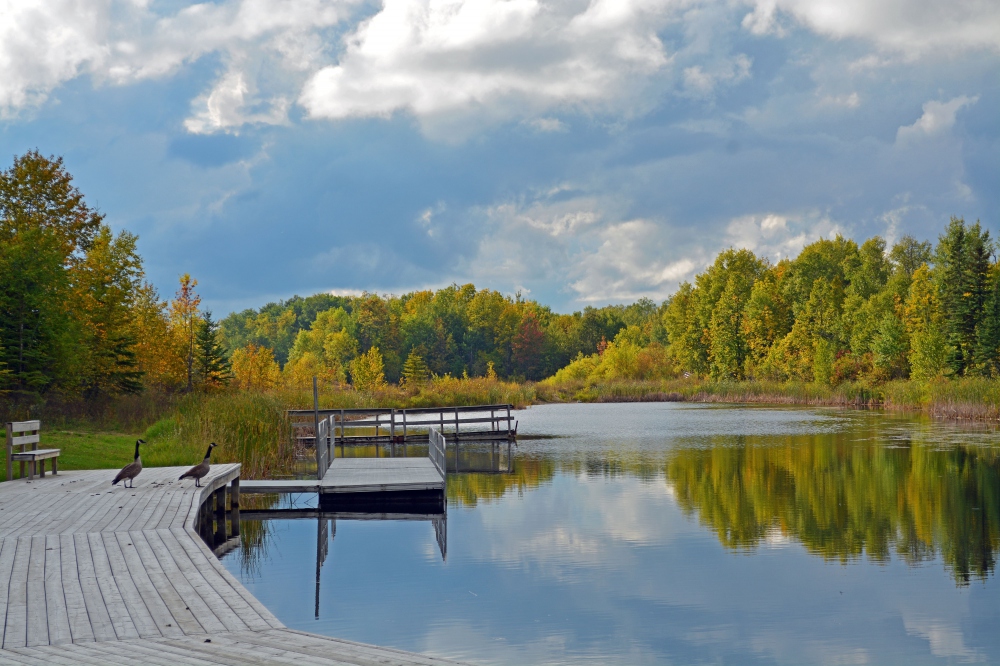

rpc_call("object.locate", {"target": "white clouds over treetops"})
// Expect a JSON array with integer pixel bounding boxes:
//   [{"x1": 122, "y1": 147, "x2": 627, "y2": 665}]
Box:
[{"x1": 4, "y1": 0, "x2": 998, "y2": 130}]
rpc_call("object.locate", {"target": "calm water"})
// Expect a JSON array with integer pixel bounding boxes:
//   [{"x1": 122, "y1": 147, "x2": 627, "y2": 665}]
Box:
[{"x1": 221, "y1": 403, "x2": 1000, "y2": 665}]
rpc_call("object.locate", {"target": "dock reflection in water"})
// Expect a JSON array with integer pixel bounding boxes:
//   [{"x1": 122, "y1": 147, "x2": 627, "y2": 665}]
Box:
[
  {"x1": 238, "y1": 505, "x2": 447, "y2": 618},
  {"x1": 219, "y1": 404, "x2": 1000, "y2": 665}
]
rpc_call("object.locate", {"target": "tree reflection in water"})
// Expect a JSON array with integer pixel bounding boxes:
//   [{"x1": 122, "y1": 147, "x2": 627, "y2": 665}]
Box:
[{"x1": 666, "y1": 432, "x2": 1000, "y2": 585}]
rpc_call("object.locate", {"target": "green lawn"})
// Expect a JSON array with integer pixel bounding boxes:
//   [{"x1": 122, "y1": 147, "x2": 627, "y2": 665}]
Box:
[{"x1": 1, "y1": 424, "x2": 212, "y2": 482}]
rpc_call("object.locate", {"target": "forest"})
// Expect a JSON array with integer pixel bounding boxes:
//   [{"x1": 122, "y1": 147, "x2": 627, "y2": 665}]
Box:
[{"x1": 1, "y1": 150, "x2": 998, "y2": 419}]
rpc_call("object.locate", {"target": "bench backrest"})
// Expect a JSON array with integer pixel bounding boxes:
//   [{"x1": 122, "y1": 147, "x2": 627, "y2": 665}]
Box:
[{"x1": 6, "y1": 421, "x2": 40, "y2": 455}]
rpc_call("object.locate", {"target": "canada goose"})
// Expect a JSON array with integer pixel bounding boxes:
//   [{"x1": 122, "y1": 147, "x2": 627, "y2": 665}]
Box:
[
  {"x1": 179, "y1": 443, "x2": 217, "y2": 487},
  {"x1": 112, "y1": 439, "x2": 145, "y2": 488}
]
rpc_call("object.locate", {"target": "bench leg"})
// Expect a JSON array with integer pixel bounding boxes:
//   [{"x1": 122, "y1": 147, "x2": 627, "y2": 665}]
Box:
[
  {"x1": 28, "y1": 460, "x2": 36, "y2": 481},
  {"x1": 19, "y1": 460, "x2": 25, "y2": 480},
  {"x1": 52, "y1": 458, "x2": 58, "y2": 475},
  {"x1": 39, "y1": 459, "x2": 45, "y2": 478}
]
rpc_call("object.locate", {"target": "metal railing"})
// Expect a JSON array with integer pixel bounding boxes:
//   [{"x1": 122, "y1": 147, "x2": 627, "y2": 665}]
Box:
[{"x1": 428, "y1": 427, "x2": 446, "y2": 479}]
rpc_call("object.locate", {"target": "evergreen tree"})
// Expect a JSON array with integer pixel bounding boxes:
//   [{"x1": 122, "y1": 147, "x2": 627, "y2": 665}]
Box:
[
  {"x1": 0, "y1": 152, "x2": 101, "y2": 396},
  {"x1": 934, "y1": 217, "x2": 992, "y2": 375},
  {"x1": 974, "y1": 265, "x2": 1000, "y2": 375},
  {"x1": 401, "y1": 348, "x2": 430, "y2": 386},
  {"x1": 196, "y1": 312, "x2": 232, "y2": 389}
]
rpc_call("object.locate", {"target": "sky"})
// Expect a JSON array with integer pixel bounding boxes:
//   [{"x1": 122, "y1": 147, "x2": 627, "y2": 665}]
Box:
[{"x1": 1, "y1": 0, "x2": 997, "y2": 316}]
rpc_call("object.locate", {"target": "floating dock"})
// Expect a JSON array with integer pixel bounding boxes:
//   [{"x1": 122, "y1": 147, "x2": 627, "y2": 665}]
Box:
[{"x1": 0, "y1": 465, "x2": 467, "y2": 665}]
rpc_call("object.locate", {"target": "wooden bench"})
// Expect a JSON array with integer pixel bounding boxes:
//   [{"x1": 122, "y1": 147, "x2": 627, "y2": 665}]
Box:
[{"x1": 6, "y1": 420, "x2": 61, "y2": 481}]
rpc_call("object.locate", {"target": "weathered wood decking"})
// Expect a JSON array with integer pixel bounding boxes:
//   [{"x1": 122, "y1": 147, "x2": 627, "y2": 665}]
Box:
[
  {"x1": 0, "y1": 467, "x2": 467, "y2": 665},
  {"x1": 241, "y1": 457, "x2": 445, "y2": 495}
]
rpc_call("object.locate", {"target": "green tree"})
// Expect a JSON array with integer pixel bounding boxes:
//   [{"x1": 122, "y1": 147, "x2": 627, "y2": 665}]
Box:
[
  {"x1": 196, "y1": 311, "x2": 232, "y2": 389},
  {"x1": 974, "y1": 265, "x2": 1000, "y2": 375},
  {"x1": 75, "y1": 225, "x2": 145, "y2": 397},
  {"x1": 905, "y1": 265, "x2": 950, "y2": 380},
  {"x1": 934, "y1": 217, "x2": 992, "y2": 375},
  {"x1": 401, "y1": 348, "x2": 431, "y2": 386},
  {"x1": 0, "y1": 152, "x2": 102, "y2": 395}
]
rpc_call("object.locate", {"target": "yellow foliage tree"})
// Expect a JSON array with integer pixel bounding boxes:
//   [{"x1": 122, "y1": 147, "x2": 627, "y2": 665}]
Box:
[
  {"x1": 350, "y1": 346, "x2": 386, "y2": 392},
  {"x1": 231, "y1": 343, "x2": 281, "y2": 390}
]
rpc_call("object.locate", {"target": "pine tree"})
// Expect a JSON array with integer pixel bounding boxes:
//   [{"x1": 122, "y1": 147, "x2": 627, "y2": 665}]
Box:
[
  {"x1": 934, "y1": 217, "x2": 991, "y2": 375},
  {"x1": 401, "y1": 348, "x2": 430, "y2": 386},
  {"x1": 195, "y1": 311, "x2": 232, "y2": 389},
  {"x1": 974, "y1": 265, "x2": 1000, "y2": 376}
]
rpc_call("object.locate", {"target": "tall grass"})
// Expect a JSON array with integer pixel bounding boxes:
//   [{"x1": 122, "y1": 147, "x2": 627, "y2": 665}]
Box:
[
  {"x1": 276, "y1": 375, "x2": 535, "y2": 411},
  {"x1": 143, "y1": 392, "x2": 293, "y2": 479}
]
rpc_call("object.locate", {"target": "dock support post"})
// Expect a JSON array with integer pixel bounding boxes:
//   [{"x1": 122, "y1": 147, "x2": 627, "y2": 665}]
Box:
[
  {"x1": 390, "y1": 409, "x2": 396, "y2": 444},
  {"x1": 230, "y1": 477, "x2": 240, "y2": 537},
  {"x1": 214, "y1": 485, "x2": 227, "y2": 546},
  {"x1": 313, "y1": 377, "x2": 323, "y2": 480},
  {"x1": 506, "y1": 405, "x2": 511, "y2": 439}
]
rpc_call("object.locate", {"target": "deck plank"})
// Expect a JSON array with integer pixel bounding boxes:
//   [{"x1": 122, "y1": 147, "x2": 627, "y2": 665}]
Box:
[{"x1": 55, "y1": 534, "x2": 93, "y2": 644}]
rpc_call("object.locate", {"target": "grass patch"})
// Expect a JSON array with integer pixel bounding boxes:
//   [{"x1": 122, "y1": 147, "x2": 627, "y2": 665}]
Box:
[{"x1": 0, "y1": 428, "x2": 142, "y2": 480}]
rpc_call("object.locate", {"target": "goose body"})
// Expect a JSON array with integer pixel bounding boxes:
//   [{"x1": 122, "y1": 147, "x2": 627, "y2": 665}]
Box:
[
  {"x1": 113, "y1": 440, "x2": 145, "y2": 488},
  {"x1": 179, "y1": 443, "x2": 217, "y2": 487}
]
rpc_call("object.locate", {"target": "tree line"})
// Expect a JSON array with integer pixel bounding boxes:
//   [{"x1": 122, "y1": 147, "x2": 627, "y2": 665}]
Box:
[
  {"x1": 553, "y1": 218, "x2": 998, "y2": 385},
  {"x1": 218, "y1": 286, "x2": 662, "y2": 388},
  {"x1": 3, "y1": 150, "x2": 996, "y2": 401}
]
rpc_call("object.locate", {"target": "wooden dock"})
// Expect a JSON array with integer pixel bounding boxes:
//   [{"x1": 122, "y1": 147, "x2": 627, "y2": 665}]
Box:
[
  {"x1": 241, "y1": 457, "x2": 445, "y2": 495},
  {"x1": 0, "y1": 466, "x2": 468, "y2": 665}
]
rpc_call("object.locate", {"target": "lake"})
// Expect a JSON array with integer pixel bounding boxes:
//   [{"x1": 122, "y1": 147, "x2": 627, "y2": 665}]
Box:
[{"x1": 220, "y1": 402, "x2": 1000, "y2": 665}]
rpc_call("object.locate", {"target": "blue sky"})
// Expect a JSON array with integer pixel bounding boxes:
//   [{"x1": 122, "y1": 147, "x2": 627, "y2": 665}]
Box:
[{"x1": 1, "y1": 0, "x2": 997, "y2": 316}]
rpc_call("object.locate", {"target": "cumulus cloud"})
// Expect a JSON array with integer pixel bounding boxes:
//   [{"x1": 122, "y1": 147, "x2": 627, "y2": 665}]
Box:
[
  {"x1": 459, "y1": 192, "x2": 708, "y2": 304},
  {"x1": 0, "y1": 0, "x2": 353, "y2": 125},
  {"x1": 741, "y1": 0, "x2": 1000, "y2": 55},
  {"x1": 725, "y1": 211, "x2": 845, "y2": 261},
  {"x1": 896, "y1": 95, "x2": 978, "y2": 143},
  {"x1": 299, "y1": 0, "x2": 675, "y2": 128}
]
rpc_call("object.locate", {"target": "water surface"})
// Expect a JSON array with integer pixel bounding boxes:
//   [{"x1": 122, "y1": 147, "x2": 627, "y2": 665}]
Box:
[{"x1": 221, "y1": 403, "x2": 1000, "y2": 665}]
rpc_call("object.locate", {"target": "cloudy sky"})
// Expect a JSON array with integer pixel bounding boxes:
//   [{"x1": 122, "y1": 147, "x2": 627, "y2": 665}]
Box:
[{"x1": 1, "y1": 0, "x2": 997, "y2": 315}]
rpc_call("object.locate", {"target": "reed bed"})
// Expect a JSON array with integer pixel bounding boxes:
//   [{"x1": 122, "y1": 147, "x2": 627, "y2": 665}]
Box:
[
  {"x1": 538, "y1": 377, "x2": 1000, "y2": 421},
  {"x1": 142, "y1": 392, "x2": 294, "y2": 479}
]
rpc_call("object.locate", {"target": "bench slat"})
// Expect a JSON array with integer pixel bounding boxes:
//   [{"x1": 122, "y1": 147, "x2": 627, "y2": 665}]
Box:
[
  {"x1": 11, "y1": 450, "x2": 61, "y2": 460},
  {"x1": 10, "y1": 434, "x2": 40, "y2": 447},
  {"x1": 7, "y1": 420, "x2": 40, "y2": 432}
]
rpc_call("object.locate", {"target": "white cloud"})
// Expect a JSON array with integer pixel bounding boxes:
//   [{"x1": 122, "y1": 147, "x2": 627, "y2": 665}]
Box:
[
  {"x1": 742, "y1": 0, "x2": 1000, "y2": 55},
  {"x1": 725, "y1": 211, "x2": 845, "y2": 261},
  {"x1": 459, "y1": 192, "x2": 707, "y2": 304},
  {"x1": 184, "y1": 68, "x2": 290, "y2": 134},
  {"x1": 896, "y1": 95, "x2": 978, "y2": 143},
  {"x1": 0, "y1": 0, "x2": 353, "y2": 125},
  {"x1": 299, "y1": 0, "x2": 675, "y2": 129},
  {"x1": 525, "y1": 117, "x2": 568, "y2": 133},
  {"x1": 682, "y1": 53, "x2": 752, "y2": 96}
]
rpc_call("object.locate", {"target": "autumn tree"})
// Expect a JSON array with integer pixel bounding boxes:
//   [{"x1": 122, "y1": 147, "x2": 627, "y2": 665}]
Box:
[
  {"x1": 351, "y1": 346, "x2": 386, "y2": 391},
  {"x1": 170, "y1": 274, "x2": 202, "y2": 391},
  {"x1": 231, "y1": 344, "x2": 280, "y2": 390}
]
